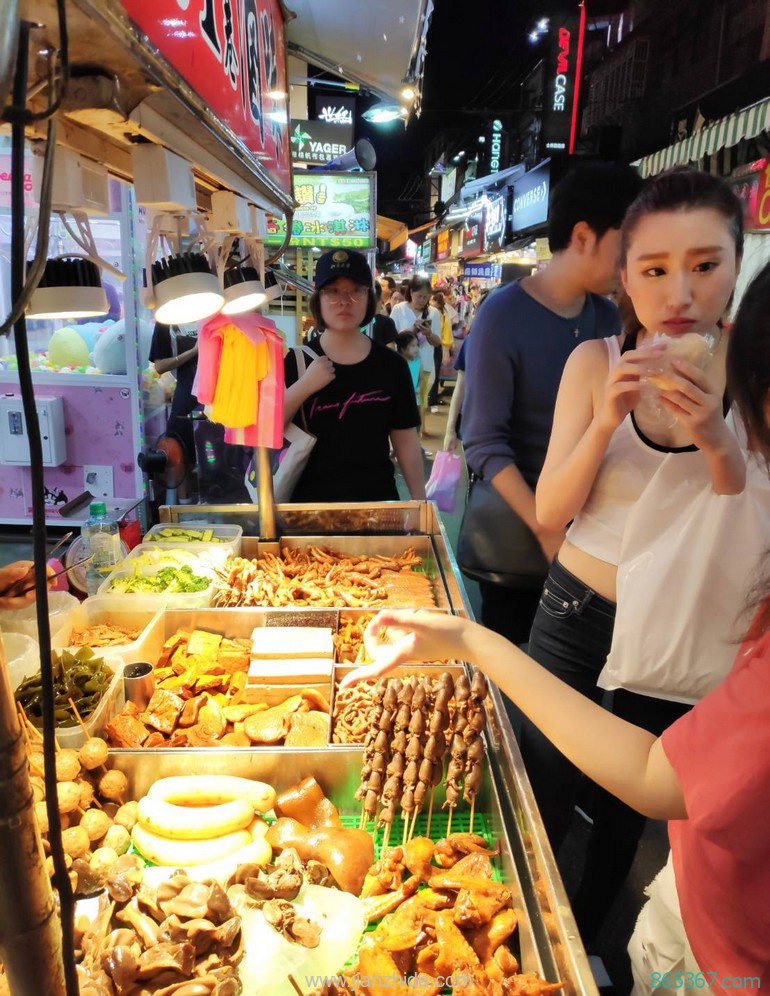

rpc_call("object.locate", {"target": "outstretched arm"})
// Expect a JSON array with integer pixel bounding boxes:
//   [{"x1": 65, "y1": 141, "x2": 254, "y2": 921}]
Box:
[{"x1": 342, "y1": 610, "x2": 686, "y2": 821}]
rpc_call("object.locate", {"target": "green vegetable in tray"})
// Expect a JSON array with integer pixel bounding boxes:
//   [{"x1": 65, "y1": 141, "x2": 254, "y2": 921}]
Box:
[
  {"x1": 15, "y1": 648, "x2": 112, "y2": 728},
  {"x1": 147, "y1": 527, "x2": 221, "y2": 543},
  {"x1": 106, "y1": 564, "x2": 209, "y2": 595}
]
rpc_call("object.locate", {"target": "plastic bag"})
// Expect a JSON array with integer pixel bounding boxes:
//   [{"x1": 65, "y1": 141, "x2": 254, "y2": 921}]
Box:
[
  {"x1": 425, "y1": 450, "x2": 462, "y2": 513},
  {"x1": 637, "y1": 331, "x2": 717, "y2": 429}
]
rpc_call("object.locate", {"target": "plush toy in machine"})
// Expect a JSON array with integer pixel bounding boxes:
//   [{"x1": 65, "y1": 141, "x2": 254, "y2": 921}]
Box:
[
  {"x1": 47, "y1": 326, "x2": 91, "y2": 369},
  {"x1": 93, "y1": 320, "x2": 127, "y2": 374}
]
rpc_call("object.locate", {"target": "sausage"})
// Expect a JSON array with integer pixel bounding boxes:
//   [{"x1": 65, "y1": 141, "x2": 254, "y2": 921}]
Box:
[
  {"x1": 137, "y1": 797, "x2": 255, "y2": 840},
  {"x1": 147, "y1": 775, "x2": 276, "y2": 813},
  {"x1": 131, "y1": 824, "x2": 252, "y2": 866}
]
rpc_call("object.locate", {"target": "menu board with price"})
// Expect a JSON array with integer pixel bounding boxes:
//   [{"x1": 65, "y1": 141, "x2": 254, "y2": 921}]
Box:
[{"x1": 266, "y1": 173, "x2": 375, "y2": 248}]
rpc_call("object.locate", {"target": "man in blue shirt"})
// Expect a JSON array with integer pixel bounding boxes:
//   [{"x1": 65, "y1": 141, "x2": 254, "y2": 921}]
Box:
[{"x1": 461, "y1": 162, "x2": 644, "y2": 645}]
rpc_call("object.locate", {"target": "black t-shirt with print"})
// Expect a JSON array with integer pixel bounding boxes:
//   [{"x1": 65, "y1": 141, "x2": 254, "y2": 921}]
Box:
[{"x1": 284, "y1": 338, "x2": 420, "y2": 502}]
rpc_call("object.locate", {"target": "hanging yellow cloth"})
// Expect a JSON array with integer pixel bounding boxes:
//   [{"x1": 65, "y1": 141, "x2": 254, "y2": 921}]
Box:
[{"x1": 210, "y1": 322, "x2": 270, "y2": 428}]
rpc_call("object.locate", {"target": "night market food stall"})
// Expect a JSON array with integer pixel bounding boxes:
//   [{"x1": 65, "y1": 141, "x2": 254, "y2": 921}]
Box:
[{"x1": 0, "y1": 2, "x2": 597, "y2": 994}]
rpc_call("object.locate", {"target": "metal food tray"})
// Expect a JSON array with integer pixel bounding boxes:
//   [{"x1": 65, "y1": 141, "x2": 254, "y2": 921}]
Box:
[
  {"x1": 152, "y1": 503, "x2": 598, "y2": 995},
  {"x1": 109, "y1": 744, "x2": 545, "y2": 982},
  {"x1": 160, "y1": 501, "x2": 469, "y2": 614}
]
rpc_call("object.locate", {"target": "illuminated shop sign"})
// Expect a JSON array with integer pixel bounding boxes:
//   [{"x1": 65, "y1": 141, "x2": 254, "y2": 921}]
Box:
[
  {"x1": 489, "y1": 120, "x2": 504, "y2": 173},
  {"x1": 266, "y1": 172, "x2": 375, "y2": 248},
  {"x1": 511, "y1": 162, "x2": 550, "y2": 233},
  {"x1": 541, "y1": 6, "x2": 586, "y2": 155},
  {"x1": 290, "y1": 118, "x2": 353, "y2": 164},
  {"x1": 728, "y1": 160, "x2": 770, "y2": 232},
  {"x1": 118, "y1": 0, "x2": 291, "y2": 194},
  {"x1": 484, "y1": 194, "x2": 507, "y2": 252},
  {"x1": 460, "y1": 213, "x2": 484, "y2": 257},
  {"x1": 464, "y1": 262, "x2": 502, "y2": 280},
  {"x1": 435, "y1": 229, "x2": 451, "y2": 261}
]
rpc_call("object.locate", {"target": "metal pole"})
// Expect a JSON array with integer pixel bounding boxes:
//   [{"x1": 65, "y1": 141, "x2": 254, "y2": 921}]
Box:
[
  {"x1": 256, "y1": 445, "x2": 277, "y2": 540},
  {"x1": 0, "y1": 636, "x2": 66, "y2": 995}
]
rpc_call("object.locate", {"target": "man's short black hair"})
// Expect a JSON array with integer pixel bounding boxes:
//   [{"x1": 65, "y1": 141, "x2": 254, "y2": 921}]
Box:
[{"x1": 548, "y1": 162, "x2": 644, "y2": 253}]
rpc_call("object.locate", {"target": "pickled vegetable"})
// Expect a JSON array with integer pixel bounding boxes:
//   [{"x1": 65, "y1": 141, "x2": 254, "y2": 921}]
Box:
[{"x1": 14, "y1": 649, "x2": 113, "y2": 728}]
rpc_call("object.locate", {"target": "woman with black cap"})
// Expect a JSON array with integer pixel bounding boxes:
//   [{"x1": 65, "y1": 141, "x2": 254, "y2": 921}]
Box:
[{"x1": 283, "y1": 249, "x2": 426, "y2": 502}]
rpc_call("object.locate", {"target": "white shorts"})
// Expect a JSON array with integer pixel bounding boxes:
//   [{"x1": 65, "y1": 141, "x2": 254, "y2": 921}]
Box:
[{"x1": 629, "y1": 852, "x2": 711, "y2": 996}]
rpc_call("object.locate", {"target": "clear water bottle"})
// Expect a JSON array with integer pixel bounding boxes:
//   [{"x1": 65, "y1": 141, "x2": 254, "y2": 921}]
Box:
[{"x1": 81, "y1": 501, "x2": 121, "y2": 596}]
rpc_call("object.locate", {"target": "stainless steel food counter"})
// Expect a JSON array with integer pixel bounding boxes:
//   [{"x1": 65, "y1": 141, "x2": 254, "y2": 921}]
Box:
[{"x1": 146, "y1": 500, "x2": 598, "y2": 995}]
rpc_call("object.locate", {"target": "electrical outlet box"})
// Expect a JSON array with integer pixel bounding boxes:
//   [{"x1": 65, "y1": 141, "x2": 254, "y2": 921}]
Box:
[
  {"x1": 211, "y1": 190, "x2": 252, "y2": 233},
  {"x1": 132, "y1": 145, "x2": 197, "y2": 211},
  {"x1": 0, "y1": 395, "x2": 67, "y2": 466},
  {"x1": 83, "y1": 465, "x2": 114, "y2": 499},
  {"x1": 33, "y1": 148, "x2": 110, "y2": 215}
]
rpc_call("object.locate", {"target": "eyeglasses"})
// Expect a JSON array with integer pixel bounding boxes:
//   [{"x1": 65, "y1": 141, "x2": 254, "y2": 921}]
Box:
[{"x1": 320, "y1": 286, "x2": 368, "y2": 302}]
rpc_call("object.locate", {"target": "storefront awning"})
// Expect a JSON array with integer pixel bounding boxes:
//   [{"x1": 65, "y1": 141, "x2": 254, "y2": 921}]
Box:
[
  {"x1": 636, "y1": 97, "x2": 770, "y2": 178},
  {"x1": 377, "y1": 215, "x2": 409, "y2": 251},
  {"x1": 286, "y1": 0, "x2": 433, "y2": 106}
]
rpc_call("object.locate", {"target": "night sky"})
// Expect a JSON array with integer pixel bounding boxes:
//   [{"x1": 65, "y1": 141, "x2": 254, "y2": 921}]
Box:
[{"x1": 357, "y1": 0, "x2": 553, "y2": 224}]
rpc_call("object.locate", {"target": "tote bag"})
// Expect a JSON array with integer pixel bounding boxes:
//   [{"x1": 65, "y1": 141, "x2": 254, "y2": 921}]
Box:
[
  {"x1": 245, "y1": 346, "x2": 317, "y2": 503},
  {"x1": 599, "y1": 438, "x2": 770, "y2": 704}
]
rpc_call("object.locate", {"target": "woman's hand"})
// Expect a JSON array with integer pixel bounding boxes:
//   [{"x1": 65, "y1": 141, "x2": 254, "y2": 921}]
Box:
[
  {"x1": 302, "y1": 355, "x2": 335, "y2": 394},
  {"x1": 0, "y1": 561, "x2": 54, "y2": 609},
  {"x1": 657, "y1": 359, "x2": 729, "y2": 449},
  {"x1": 338, "y1": 610, "x2": 474, "y2": 688},
  {"x1": 595, "y1": 343, "x2": 667, "y2": 434},
  {"x1": 443, "y1": 428, "x2": 458, "y2": 452}
]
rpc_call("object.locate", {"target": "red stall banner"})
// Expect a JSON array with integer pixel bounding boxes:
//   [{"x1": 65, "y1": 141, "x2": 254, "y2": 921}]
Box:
[{"x1": 118, "y1": 0, "x2": 291, "y2": 195}]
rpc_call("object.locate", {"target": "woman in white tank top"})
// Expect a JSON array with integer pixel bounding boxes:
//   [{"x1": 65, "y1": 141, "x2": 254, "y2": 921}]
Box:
[{"x1": 519, "y1": 169, "x2": 748, "y2": 945}]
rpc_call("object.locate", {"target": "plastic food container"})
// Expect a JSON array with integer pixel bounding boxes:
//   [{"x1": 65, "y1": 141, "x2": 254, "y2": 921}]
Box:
[
  {"x1": 51, "y1": 596, "x2": 165, "y2": 667},
  {"x1": 0, "y1": 591, "x2": 79, "y2": 642},
  {"x1": 14, "y1": 653, "x2": 123, "y2": 749},
  {"x1": 97, "y1": 569, "x2": 214, "y2": 608},
  {"x1": 142, "y1": 523, "x2": 242, "y2": 557},
  {"x1": 123, "y1": 544, "x2": 230, "y2": 573},
  {"x1": 2, "y1": 631, "x2": 40, "y2": 688}
]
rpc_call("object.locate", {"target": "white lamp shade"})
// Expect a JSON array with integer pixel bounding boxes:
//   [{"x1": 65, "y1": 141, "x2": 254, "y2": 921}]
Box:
[
  {"x1": 27, "y1": 284, "x2": 110, "y2": 320},
  {"x1": 153, "y1": 270, "x2": 224, "y2": 324},
  {"x1": 222, "y1": 282, "x2": 267, "y2": 315}
]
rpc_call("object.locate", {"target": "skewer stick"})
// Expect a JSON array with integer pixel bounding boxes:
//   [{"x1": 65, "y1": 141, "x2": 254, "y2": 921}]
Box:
[
  {"x1": 382, "y1": 820, "x2": 392, "y2": 855},
  {"x1": 68, "y1": 697, "x2": 108, "y2": 773},
  {"x1": 16, "y1": 703, "x2": 34, "y2": 750},
  {"x1": 67, "y1": 697, "x2": 91, "y2": 739},
  {"x1": 409, "y1": 806, "x2": 420, "y2": 842},
  {"x1": 469, "y1": 795, "x2": 476, "y2": 836},
  {"x1": 359, "y1": 802, "x2": 366, "y2": 831},
  {"x1": 287, "y1": 974, "x2": 305, "y2": 996},
  {"x1": 447, "y1": 803, "x2": 454, "y2": 838},
  {"x1": 426, "y1": 788, "x2": 435, "y2": 838},
  {"x1": 402, "y1": 812, "x2": 408, "y2": 846}
]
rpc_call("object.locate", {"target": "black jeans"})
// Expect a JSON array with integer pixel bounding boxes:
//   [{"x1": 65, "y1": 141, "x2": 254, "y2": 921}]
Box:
[
  {"x1": 571, "y1": 690, "x2": 690, "y2": 945},
  {"x1": 520, "y1": 557, "x2": 691, "y2": 945},
  {"x1": 518, "y1": 557, "x2": 616, "y2": 850},
  {"x1": 428, "y1": 344, "x2": 443, "y2": 406},
  {"x1": 479, "y1": 579, "x2": 544, "y2": 648}
]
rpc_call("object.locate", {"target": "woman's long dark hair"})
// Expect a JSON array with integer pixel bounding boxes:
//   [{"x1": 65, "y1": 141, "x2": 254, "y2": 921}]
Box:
[{"x1": 727, "y1": 261, "x2": 770, "y2": 632}]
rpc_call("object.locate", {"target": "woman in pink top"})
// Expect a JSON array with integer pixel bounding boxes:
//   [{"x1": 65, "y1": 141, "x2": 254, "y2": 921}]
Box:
[{"x1": 340, "y1": 264, "x2": 770, "y2": 992}]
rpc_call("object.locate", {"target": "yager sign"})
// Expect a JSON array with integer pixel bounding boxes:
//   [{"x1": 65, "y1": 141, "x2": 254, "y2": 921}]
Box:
[{"x1": 290, "y1": 118, "x2": 353, "y2": 164}]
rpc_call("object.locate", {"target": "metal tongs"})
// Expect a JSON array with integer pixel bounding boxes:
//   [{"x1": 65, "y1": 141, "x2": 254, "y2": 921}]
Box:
[{"x1": 0, "y1": 531, "x2": 90, "y2": 599}]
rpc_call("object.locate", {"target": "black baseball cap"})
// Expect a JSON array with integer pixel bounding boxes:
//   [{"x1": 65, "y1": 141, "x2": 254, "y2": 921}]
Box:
[{"x1": 314, "y1": 249, "x2": 373, "y2": 290}]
